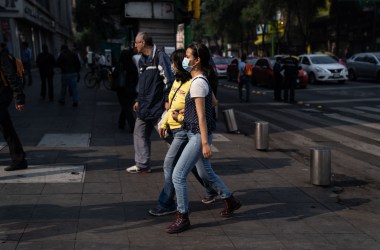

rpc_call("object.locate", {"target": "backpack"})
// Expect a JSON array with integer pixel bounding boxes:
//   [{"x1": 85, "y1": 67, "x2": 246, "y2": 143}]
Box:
[
  {"x1": 244, "y1": 63, "x2": 252, "y2": 76},
  {"x1": 0, "y1": 55, "x2": 24, "y2": 87},
  {"x1": 10, "y1": 55, "x2": 24, "y2": 81}
]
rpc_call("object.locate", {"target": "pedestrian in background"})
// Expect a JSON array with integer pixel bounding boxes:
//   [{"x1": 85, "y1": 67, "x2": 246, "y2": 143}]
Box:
[
  {"x1": 282, "y1": 50, "x2": 299, "y2": 103},
  {"x1": 56, "y1": 45, "x2": 81, "y2": 107},
  {"x1": 167, "y1": 42, "x2": 241, "y2": 234},
  {"x1": 36, "y1": 44, "x2": 55, "y2": 102},
  {"x1": 273, "y1": 56, "x2": 283, "y2": 101},
  {"x1": 237, "y1": 54, "x2": 252, "y2": 102},
  {"x1": 114, "y1": 48, "x2": 138, "y2": 132},
  {"x1": 21, "y1": 41, "x2": 33, "y2": 87},
  {"x1": 0, "y1": 43, "x2": 28, "y2": 171},
  {"x1": 126, "y1": 32, "x2": 174, "y2": 174}
]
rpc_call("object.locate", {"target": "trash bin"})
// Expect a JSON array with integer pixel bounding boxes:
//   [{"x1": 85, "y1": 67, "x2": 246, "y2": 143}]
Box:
[
  {"x1": 255, "y1": 121, "x2": 269, "y2": 150},
  {"x1": 310, "y1": 147, "x2": 331, "y2": 186},
  {"x1": 222, "y1": 109, "x2": 239, "y2": 133}
]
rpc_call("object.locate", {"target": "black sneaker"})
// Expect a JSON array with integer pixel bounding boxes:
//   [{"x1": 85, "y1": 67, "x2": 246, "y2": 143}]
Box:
[
  {"x1": 5, "y1": 159, "x2": 28, "y2": 171},
  {"x1": 72, "y1": 102, "x2": 78, "y2": 107},
  {"x1": 201, "y1": 195, "x2": 217, "y2": 204},
  {"x1": 148, "y1": 206, "x2": 176, "y2": 216}
]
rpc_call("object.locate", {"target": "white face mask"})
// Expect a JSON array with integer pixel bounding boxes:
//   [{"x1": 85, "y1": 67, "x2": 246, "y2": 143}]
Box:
[{"x1": 182, "y1": 57, "x2": 193, "y2": 72}]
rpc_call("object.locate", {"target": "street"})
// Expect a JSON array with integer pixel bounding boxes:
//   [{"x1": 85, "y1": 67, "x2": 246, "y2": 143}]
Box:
[
  {"x1": 217, "y1": 78, "x2": 380, "y2": 188},
  {"x1": 0, "y1": 70, "x2": 380, "y2": 249}
]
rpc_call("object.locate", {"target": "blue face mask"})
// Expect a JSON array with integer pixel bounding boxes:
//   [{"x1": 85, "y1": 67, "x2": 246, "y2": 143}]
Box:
[{"x1": 182, "y1": 57, "x2": 193, "y2": 72}]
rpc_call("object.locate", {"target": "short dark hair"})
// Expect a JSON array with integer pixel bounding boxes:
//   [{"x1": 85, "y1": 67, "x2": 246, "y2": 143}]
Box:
[
  {"x1": 137, "y1": 32, "x2": 153, "y2": 47},
  {"x1": 241, "y1": 53, "x2": 247, "y2": 61}
]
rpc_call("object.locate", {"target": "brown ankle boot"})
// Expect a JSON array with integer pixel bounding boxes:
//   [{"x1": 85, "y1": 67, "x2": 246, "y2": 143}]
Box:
[
  {"x1": 220, "y1": 195, "x2": 242, "y2": 217},
  {"x1": 166, "y1": 211, "x2": 190, "y2": 234}
]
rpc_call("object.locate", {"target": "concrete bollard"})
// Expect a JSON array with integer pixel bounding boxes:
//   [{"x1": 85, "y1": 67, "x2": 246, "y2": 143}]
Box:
[
  {"x1": 310, "y1": 147, "x2": 331, "y2": 186},
  {"x1": 255, "y1": 121, "x2": 269, "y2": 150},
  {"x1": 222, "y1": 109, "x2": 239, "y2": 133}
]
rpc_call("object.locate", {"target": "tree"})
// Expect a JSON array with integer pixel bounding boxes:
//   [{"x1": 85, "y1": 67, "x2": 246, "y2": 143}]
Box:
[{"x1": 75, "y1": 0, "x2": 121, "y2": 50}]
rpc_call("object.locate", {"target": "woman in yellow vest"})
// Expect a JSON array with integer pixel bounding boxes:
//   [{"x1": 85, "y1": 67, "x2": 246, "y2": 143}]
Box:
[{"x1": 148, "y1": 49, "x2": 217, "y2": 216}]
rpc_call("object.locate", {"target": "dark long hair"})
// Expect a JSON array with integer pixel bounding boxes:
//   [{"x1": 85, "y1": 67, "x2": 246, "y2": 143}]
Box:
[
  {"x1": 188, "y1": 42, "x2": 218, "y2": 95},
  {"x1": 170, "y1": 49, "x2": 191, "y2": 84}
]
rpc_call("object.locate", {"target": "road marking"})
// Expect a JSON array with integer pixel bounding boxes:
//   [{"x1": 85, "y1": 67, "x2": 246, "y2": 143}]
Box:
[
  {"x1": 301, "y1": 85, "x2": 380, "y2": 91},
  {"x1": 355, "y1": 106, "x2": 380, "y2": 113},
  {"x1": 256, "y1": 109, "x2": 380, "y2": 157},
  {"x1": 211, "y1": 144, "x2": 219, "y2": 152},
  {"x1": 281, "y1": 109, "x2": 380, "y2": 145},
  {"x1": 96, "y1": 102, "x2": 119, "y2": 106},
  {"x1": 331, "y1": 107, "x2": 380, "y2": 120},
  {"x1": 305, "y1": 98, "x2": 380, "y2": 104},
  {"x1": 213, "y1": 133, "x2": 230, "y2": 142},
  {"x1": 37, "y1": 133, "x2": 91, "y2": 147},
  {"x1": 324, "y1": 113, "x2": 380, "y2": 131},
  {"x1": 0, "y1": 165, "x2": 85, "y2": 183}
]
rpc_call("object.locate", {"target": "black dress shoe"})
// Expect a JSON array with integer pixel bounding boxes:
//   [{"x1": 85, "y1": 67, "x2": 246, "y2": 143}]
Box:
[
  {"x1": 5, "y1": 160, "x2": 28, "y2": 171},
  {"x1": 72, "y1": 102, "x2": 78, "y2": 107}
]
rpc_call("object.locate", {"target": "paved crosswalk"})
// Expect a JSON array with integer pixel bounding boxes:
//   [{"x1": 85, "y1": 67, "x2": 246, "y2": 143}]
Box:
[{"x1": 234, "y1": 104, "x2": 380, "y2": 169}]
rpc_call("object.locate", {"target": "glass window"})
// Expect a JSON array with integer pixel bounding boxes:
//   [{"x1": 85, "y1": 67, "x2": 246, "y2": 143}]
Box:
[
  {"x1": 354, "y1": 56, "x2": 366, "y2": 62},
  {"x1": 301, "y1": 57, "x2": 310, "y2": 65},
  {"x1": 310, "y1": 56, "x2": 337, "y2": 64}
]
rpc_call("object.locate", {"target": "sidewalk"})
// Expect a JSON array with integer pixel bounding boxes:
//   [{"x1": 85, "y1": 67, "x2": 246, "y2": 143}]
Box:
[{"x1": 1, "y1": 71, "x2": 379, "y2": 249}]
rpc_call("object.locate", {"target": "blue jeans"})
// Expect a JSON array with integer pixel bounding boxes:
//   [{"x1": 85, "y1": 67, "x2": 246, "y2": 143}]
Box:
[
  {"x1": 60, "y1": 73, "x2": 78, "y2": 103},
  {"x1": 158, "y1": 129, "x2": 219, "y2": 209},
  {"x1": 158, "y1": 129, "x2": 188, "y2": 209},
  {"x1": 172, "y1": 131, "x2": 232, "y2": 214}
]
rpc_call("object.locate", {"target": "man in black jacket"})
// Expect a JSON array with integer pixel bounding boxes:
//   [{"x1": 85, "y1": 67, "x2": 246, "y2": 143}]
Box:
[
  {"x1": 282, "y1": 51, "x2": 299, "y2": 103},
  {"x1": 56, "y1": 45, "x2": 81, "y2": 107},
  {"x1": 0, "y1": 43, "x2": 27, "y2": 171},
  {"x1": 36, "y1": 44, "x2": 55, "y2": 101}
]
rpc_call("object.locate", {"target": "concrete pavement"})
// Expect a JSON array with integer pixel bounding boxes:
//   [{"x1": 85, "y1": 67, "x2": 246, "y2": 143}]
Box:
[{"x1": 1, "y1": 70, "x2": 380, "y2": 249}]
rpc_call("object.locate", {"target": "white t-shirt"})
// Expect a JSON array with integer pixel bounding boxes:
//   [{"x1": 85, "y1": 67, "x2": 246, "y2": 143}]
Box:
[{"x1": 190, "y1": 75, "x2": 209, "y2": 98}]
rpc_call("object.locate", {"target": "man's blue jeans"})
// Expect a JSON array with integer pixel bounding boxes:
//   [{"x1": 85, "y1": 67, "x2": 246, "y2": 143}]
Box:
[
  {"x1": 60, "y1": 73, "x2": 78, "y2": 103},
  {"x1": 172, "y1": 131, "x2": 232, "y2": 214}
]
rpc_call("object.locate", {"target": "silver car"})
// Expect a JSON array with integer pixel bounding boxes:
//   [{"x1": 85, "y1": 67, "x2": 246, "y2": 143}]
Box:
[{"x1": 346, "y1": 52, "x2": 380, "y2": 82}]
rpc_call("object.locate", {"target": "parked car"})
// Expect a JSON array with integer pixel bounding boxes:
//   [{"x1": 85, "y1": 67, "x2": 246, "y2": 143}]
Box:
[
  {"x1": 271, "y1": 55, "x2": 308, "y2": 88},
  {"x1": 249, "y1": 57, "x2": 308, "y2": 88},
  {"x1": 251, "y1": 57, "x2": 275, "y2": 87},
  {"x1": 212, "y1": 56, "x2": 229, "y2": 78},
  {"x1": 298, "y1": 54, "x2": 349, "y2": 84},
  {"x1": 346, "y1": 52, "x2": 380, "y2": 82}
]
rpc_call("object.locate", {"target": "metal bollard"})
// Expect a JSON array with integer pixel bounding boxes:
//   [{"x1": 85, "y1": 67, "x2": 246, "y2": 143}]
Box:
[
  {"x1": 310, "y1": 147, "x2": 331, "y2": 186},
  {"x1": 255, "y1": 121, "x2": 269, "y2": 150},
  {"x1": 222, "y1": 109, "x2": 239, "y2": 133}
]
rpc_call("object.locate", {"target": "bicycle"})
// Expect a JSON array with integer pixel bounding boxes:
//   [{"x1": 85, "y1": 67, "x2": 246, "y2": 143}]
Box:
[{"x1": 84, "y1": 65, "x2": 112, "y2": 90}]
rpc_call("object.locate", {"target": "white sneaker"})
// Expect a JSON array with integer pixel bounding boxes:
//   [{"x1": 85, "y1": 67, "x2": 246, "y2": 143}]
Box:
[{"x1": 126, "y1": 165, "x2": 151, "y2": 174}]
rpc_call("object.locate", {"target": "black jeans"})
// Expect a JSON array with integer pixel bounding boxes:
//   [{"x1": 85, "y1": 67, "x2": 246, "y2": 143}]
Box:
[
  {"x1": 273, "y1": 76, "x2": 283, "y2": 100},
  {"x1": 0, "y1": 88, "x2": 25, "y2": 164},
  {"x1": 116, "y1": 90, "x2": 136, "y2": 132},
  {"x1": 283, "y1": 76, "x2": 297, "y2": 102},
  {"x1": 40, "y1": 71, "x2": 54, "y2": 100},
  {"x1": 238, "y1": 76, "x2": 252, "y2": 102}
]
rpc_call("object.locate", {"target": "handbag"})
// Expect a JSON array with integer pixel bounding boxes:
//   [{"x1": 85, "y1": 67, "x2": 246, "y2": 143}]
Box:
[{"x1": 156, "y1": 83, "x2": 183, "y2": 136}]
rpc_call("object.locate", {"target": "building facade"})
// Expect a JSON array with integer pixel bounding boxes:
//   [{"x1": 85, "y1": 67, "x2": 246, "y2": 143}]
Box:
[{"x1": 0, "y1": 0, "x2": 75, "y2": 62}]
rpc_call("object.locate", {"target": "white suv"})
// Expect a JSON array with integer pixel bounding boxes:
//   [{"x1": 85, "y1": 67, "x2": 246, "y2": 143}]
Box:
[{"x1": 299, "y1": 54, "x2": 348, "y2": 84}]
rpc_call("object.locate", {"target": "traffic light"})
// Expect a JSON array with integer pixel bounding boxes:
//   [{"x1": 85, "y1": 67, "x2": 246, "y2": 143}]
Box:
[
  {"x1": 186, "y1": 0, "x2": 200, "y2": 19},
  {"x1": 175, "y1": 0, "x2": 193, "y2": 25},
  {"x1": 193, "y1": 0, "x2": 200, "y2": 19}
]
